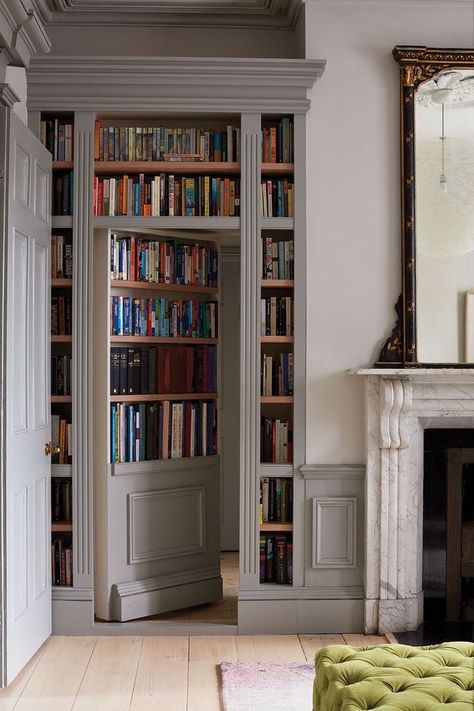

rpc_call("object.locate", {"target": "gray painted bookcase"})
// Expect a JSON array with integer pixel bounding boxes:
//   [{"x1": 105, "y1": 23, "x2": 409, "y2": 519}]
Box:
[{"x1": 26, "y1": 56, "x2": 353, "y2": 634}]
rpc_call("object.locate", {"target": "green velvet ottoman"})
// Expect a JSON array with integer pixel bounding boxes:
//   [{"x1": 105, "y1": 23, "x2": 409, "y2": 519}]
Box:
[{"x1": 313, "y1": 642, "x2": 474, "y2": 711}]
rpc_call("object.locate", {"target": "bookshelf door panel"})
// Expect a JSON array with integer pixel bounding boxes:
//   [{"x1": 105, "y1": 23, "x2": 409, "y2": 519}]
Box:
[
  {"x1": 97, "y1": 460, "x2": 222, "y2": 622},
  {"x1": 4, "y1": 112, "x2": 52, "y2": 685}
]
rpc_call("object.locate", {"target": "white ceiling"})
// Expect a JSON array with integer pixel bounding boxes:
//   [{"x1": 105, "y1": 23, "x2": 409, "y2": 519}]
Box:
[{"x1": 32, "y1": 0, "x2": 303, "y2": 28}]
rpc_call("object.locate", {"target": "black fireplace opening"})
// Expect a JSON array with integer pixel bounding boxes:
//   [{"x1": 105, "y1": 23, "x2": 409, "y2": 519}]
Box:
[{"x1": 397, "y1": 428, "x2": 474, "y2": 645}]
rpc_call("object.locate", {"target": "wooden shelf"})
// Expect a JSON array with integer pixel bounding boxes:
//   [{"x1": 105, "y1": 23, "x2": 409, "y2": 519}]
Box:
[
  {"x1": 52, "y1": 216, "x2": 73, "y2": 229},
  {"x1": 261, "y1": 280, "x2": 294, "y2": 288},
  {"x1": 261, "y1": 163, "x2": 294, "y2": 175},
  {"x1": 110, "y1": 392, "x2": 218, "y2": 403},
  {"x1": 260, "y1": 522, "x2": 293, "y2": 532},
  {"x1": 261, "y1": 396, "x2": 293, "y2": 404},
  {"x1": 51, "y1": 395, "x2": 72, "y2": 403},
  {"x1": 261, "y1": 336, "x2": 293, "y2": 344},
  {"x1": 52, "y1": 464, "x2": 72, "y2": 478},
  {"x1": 51, "y1": 278, "x2": 72, "y2": 288},
  {"x1": 52, "y1": 161, "x2": 73, "y2": 170},
  {"x1": 95, "y1": 160, "x2": 240, "y2": 175},
  {"x1": 51, "y1": 523, "x2": 72, "y2": 532},
  {"x1": 260, "y1": 464, "x2": 294, "y2": 477},
  {"x1": 110, "y1": 336, "x2": 218, "y2": 345},
  {"x1": 261, "y1": 217, "x2": 294, "y2": 230},
  {"x1": 110, "y1": 280, "x2": 218, "y2": 295},
  {"x1": 51, "y1": 335, "x2": 72, "y2": 343},
  {"x1": 94, "y1": 216, "x2": 240, "y2": 230}
]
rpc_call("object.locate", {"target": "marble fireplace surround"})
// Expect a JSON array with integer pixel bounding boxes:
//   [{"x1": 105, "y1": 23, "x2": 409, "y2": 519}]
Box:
[{"x1": 356, "y1": 369, "x2": 474, "y2": 634}]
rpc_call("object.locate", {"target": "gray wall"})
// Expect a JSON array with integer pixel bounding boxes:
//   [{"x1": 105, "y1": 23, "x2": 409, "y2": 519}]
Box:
[{"x1": 304, "y1": 0, "x2": 474, "y2": 465}]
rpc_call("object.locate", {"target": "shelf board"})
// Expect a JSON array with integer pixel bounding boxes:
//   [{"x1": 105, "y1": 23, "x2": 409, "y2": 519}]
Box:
[
  {"x1": 260, "y1": 396, "x2": 293, "y2": 404},
  {"x1": 110, "y1": 335, "x2": 218, "y2": 345},
  {"x1": 51, "y1": 278, "x2": 72, "y2": 288},
  {"x1": 51, "y1": 395, "x2": 72, "y2": 403},
  {"x1": 51, "y1": 464, "x2": 72, "y2": 477},
  {"x1": 261, "y1": 163, "x2": 294, "y2": 175},
  {"x1": 261, "y1": 217, "x2": 294, "y2": 230},
  {"x1": 261, "y1": 279, "x2": 294, "y2": 288},
  {"x1": 51, "y1": 335, "x2": 72, "y2": 343},
  {"x1": 110, "y1": 280, "x2": 217, "y2": 295},
  {"x1": 95, "y1": 160, "x2": 240, "y2": 175},
  {"x1": 51, "y1": 522, "x2": 72, "y2": 532},
  {"x1": 52, "y1": 216, "x2": 73, "y2": 229},
  {"x1": 260, "y1": 522, "x2": 293, "y2": 532},
  {"x1": 110, "y1": 392, "x2": 218, "y2": 403},
  {"x1": 261, "y1": 336, "x2": 293, "y2": 344},
  {"x1": 95, "y1": 216, "x2": 240, "y2": 230},
  {"x1": 110, "y1": 454, "x2": 219, "y2": 476},
  {"x1": 52, "y1": 161, "x2": 73, "y2": 170},
  {"x1": 260, "y1": 464, "x2": 294, "y2": 477}
]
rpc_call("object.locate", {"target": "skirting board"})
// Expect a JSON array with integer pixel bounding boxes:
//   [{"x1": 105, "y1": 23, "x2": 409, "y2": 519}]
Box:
[
  {"x1": 52, "y1": 599, "x2": 94, "y2": 634},
  {"x1": 238, "y1": 599, "x2": 364, "y2": 634},
  {"x1": 112, "y1": 575, "x2": 223, "y2": 621}
]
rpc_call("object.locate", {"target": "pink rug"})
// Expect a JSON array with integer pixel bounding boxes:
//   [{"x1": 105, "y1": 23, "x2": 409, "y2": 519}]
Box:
[{"x1": 218, "y1": 661, "x2": 314, "y2": 711}]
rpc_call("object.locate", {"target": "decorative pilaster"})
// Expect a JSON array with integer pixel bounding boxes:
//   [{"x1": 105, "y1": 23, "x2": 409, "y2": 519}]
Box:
[
  {"x1": 239, "y1": 113, "x2": 261, "y2": 590},
  {"x1": 72, "y1": 111, "x2": 94, "y2": 591}
]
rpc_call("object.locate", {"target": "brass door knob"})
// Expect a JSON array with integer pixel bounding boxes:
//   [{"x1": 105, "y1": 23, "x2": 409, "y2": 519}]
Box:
[{"x1": 44, "y1": 441, "x2": 61, "y2": 456}]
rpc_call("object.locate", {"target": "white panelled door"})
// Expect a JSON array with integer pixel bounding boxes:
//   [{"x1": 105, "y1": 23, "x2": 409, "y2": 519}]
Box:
[{"x1": 4, "y1": 111, "x2": 52, "y2": 684}]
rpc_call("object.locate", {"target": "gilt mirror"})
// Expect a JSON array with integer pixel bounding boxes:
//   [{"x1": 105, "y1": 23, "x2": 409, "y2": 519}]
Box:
[{"x1": 378, "y1": 46, "x2": 474, "y2": 366}]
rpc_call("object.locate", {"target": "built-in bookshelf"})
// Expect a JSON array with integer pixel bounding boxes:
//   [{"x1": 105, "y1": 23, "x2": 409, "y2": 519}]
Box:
[
  {"x1": 259, "y1": 117, "x2": 295, "y2": 587},
  {"x1": 42, "y1": 114, "x2": 75, "y2": 590}
]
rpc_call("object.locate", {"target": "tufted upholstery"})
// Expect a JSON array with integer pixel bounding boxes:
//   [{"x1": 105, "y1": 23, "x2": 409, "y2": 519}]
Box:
[{"x1": 313, "y1": 642, "x2": 474, "y2": 710}]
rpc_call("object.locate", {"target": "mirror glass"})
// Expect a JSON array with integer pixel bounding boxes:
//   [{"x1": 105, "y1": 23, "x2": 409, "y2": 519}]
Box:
[{"x1": 415, "y1": 70, "x2": 474, "y2": 363}]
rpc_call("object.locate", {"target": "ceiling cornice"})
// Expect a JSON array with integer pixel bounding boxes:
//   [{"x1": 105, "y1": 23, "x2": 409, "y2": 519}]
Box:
[
  {"x1": 32, "y1": 0, "x2": 304, "y2": 29},
  {"x1": 0, "y1": 0, "x2": 50, "y2": 67}
]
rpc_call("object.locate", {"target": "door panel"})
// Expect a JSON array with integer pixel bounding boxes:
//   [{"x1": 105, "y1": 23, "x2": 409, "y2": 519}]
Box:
[{"x1": 4, "y1": 111, "x2": 52, "y2": 685}]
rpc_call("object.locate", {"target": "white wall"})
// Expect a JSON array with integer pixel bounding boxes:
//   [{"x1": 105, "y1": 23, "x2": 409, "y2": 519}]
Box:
[{"x1": 304, "y1": 0, "x2": 474, "y2": 464}]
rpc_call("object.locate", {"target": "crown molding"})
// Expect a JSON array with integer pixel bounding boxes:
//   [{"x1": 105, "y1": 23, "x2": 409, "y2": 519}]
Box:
[
  {"x1": 0, "y1": 82, "x2": 19, "y2": 106},
  {"x1": 27, "y1": 55, "x2": 325, "y2": 113},
  {"x1": 0, "y1": 0, "x2": 50, "y2": 66},
  {"x1": 32, "y1": 0, "x2": 304, "y2": 29}
]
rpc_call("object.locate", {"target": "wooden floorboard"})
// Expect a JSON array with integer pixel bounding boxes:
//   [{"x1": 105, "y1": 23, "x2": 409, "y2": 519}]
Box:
[
  {"x1": 0, "y1": 642, "x2": 47, "y2": 711},
  {"x1": 71, "y1": 637, "x2": 142, "y2": 711},
  {"x1": 8, "y1": 633, "x2": 394, "y2": 709}
]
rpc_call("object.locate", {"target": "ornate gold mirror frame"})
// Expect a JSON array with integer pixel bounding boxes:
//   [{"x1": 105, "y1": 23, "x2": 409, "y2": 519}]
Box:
[{"x1": 378, "y1": 46, "x2": 474, "y2": 367}]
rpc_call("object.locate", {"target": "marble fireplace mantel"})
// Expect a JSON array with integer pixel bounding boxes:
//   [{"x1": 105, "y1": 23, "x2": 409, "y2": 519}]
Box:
[{"x1": 354, "y1": 368, "x2": 474, "y2": 634}]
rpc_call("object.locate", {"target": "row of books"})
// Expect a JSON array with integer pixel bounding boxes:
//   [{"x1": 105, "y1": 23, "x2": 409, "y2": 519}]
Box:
[
  {"x1": 51, "y1": 354, "x2": 72, "y2": 396},
  {"x1": 262, "y1": 238, "x2": 294, "y2": 281},
  {"x1": 94, "y1": 122, "x2": 241, "y2": 163},
  {"x1": 261, "y1": 297, "x2": 293, "y2": 337},
  {"x1": 260, "y1": 180, "x2": 294, "y2": 218},
  {"x1": 110, "y1": 345, "x2": 217, "y2": 395},
  {"x1": 52, "y1": 478, "x2": 72, "y2": 523},
  {"x1": 110, "y1": 233, "x2": 218, "y2": 287},
  {"x1": 260, "y1": 477, "x2": 293, "y2": 523},
  {"x1": 260, "y1": 534, "x2": 293, "y2": 585},
  {"x1": 52, "y1": 539, "x2": 73, "y2": 587},
  {"x1": 110, "y1": 297, "x2": 217, "y2": 339},
  {"x1": 261, "y1": 119, "x2": 294, "y2": 163},
  {"x1": 51, "y1": 234, "x2": 73, "y2": 279},
  {"x1": 110, "y1": 400, "x2": 217, "y2": 463},
  {"x1": 41, "y1": 118, "x2": 74, "y2": 161},
  {"x1": 53, "y1": 172, "x2": 73, "y2": 216},
  {"x1": 93, "y1": 175, "x2": 240, "y2": 217},
  {"x1": 261, "y1": 417, "x2": 293, "y2": 464},
  {"x1": 51, "y1": 296, "x2": 72, "y2": 336},
  {"x1": 51, "y1": 415, "x2": 72, "y2": 464},
  {"x1": 261, "y1": 353, "x2": 293, "y2": 396}
]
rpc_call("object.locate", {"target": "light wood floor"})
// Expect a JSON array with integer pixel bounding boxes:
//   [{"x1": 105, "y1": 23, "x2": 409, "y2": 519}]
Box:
[{"x1": 1, "y1": 633, "x2": 390, "y2": 710}]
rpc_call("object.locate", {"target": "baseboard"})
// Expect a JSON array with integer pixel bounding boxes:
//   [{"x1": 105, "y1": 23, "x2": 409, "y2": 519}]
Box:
[
  {"x1": 52, "y1": 599, "x2": 94, "y2": 634},
  {"x1": 112, "y1": 575, "x2": 223, "y2": 621},
  {"x1": 238, "y1": 598, "x2": 364, "y2": 634}
]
